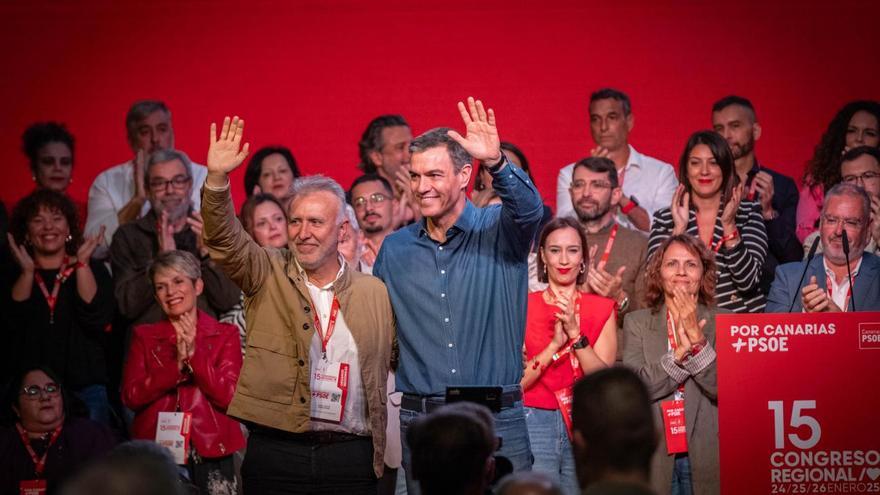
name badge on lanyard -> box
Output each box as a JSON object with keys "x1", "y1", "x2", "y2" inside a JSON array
[
  {"x1": 155, "y1": 411, "x2": 192, "y2": 465},
  {"x1": 663, "y1": 311, "x2": 688, "y2": 454},
  {"x1": 19, "y1": 480, "x2": 47, "y2": 495},
  {"x1": 16, "y1": 423, "x2": 62, "y2": 495},
  {"x1": 311, "y1": 361, "x2": 350, "y2": 423}
]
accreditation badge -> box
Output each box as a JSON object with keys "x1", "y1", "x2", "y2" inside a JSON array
[
  {"x1": 19, "y1": 480, "x2": 47, "y2": 495},
  {"x1": 155, "y1": 411, "x2": 192, "y2": 465},
  {"x1": 661, "y1": 399, "x2": 688, "y2": 454},
  {"x1": 310, "y1": 361, "x2": 349, "y2": 424},
  {"x1": 553, "y1": 386, "x2": 575, "y2": 439}
]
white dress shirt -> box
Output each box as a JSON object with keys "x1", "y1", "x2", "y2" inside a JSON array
[
  {"x1": 85, "y1": 159, "x2": 208, "y2": 249},
  {"x1": 302, "y1": 259, "x2": 370, "y2": 435},
  {"x1": 555, "y1": 145, "x2": 678, "y2": 231}
]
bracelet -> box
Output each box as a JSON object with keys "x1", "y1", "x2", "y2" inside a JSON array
[
  {"x1": 620, "y1": 199, "x2": 637, "y2": 215},
  {"x1": 73, "y1": 261, "x2": 87, "y2": 270}
]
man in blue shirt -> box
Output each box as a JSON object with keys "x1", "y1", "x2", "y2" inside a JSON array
[{"x1": 374, "y1": 97, "x2": 544, "y2": 491}]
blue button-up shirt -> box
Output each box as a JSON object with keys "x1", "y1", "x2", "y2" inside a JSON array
[{"x1": 373, "y1": 160, "x2": 544, "y2": 395}]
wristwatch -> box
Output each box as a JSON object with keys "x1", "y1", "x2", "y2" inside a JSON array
[
  {"x1": 571, "y1": 335, "x2": 590, "y2": 350},
  {"x1": 621, "y1": 195, "x2": 639, "y2": 215}
]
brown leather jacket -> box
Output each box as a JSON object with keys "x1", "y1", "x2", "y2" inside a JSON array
[{"x1": 201, "y1": 184, "x2": 394, "y2": 477}]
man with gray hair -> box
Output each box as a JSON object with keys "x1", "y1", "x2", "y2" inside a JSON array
[
  {"x1": 110, "y1": 148, "x2": 239, "y2": 329},
  {"x1": 85, "y1": 100, "x2": 209, "y2": 251},
  {"x1": 767, "y1": 183, "x2": 880, "y2": 312},
  {"x1": 200, "y1": 117, "x2": 394, "y2": 494}
]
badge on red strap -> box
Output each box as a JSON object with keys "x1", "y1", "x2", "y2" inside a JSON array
[
  {"x1": 19, "y1": 479, "x2": 47, "y2": 495},
  {"x1": 661, "y1": 399, "x2": 688, "y2": 454}
]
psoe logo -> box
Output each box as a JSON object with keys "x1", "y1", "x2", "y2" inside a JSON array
[{"x1": 859, "y1": 323, "x2": 880, "y2": 350}]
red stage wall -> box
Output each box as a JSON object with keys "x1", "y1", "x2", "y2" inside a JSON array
[{"x1": 2, "y1": 0, "x2": 878, "y2": 212}]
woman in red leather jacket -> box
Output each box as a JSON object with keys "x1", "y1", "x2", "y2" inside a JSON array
[{"x1": 122, "y1": 250, "x2": 244, "y2": 495}]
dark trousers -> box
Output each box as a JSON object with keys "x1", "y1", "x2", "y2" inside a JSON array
[{"x1": 241, "y1": 429, "x2": 376, "y2": 495}]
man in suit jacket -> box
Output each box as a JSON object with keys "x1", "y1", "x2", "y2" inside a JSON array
[{"x1": 767, "y1": 183, "x2": 880, "y2": 312}]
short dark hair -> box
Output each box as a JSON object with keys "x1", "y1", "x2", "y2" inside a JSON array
[
  {"x1": 243, "y1": 146, "x2": 301, "y2": 198},
  {"x1": 711, "y1": 95, "x2": 757, "y2": 122},
  {"x1": 476, "y1": 142, "x2": 535, "y2": 192},
  {"x1": 678, "y1": 130, "x2": 739, "y2": 205},
  {"x1": 22, "y1": 122, "x2": 75, "y2": 174},
  {"x1": 2, "y1": 365, "x2": 80, "y2": 427},
  {"x1": 536, "y1": 217, "x2": 590, "y2": 285},
  {"x1": 10, "y1": 189, "x2": 82, "y2": 256},
  {"x1": 410, "y1": 127, "x2": 472, "y2": 173},
  {"x1": 572, "y1": 156, "x2": 619, "y2": 188},
  {"x1": 63, "y1": 440, "x2": 188, "y2": 495},
  {"x1": 240, "y1": 193, "x2": 287, "y2": 238},
  {"x1": 590, "y1": 88, "x2": 632, "y2": 116},
  {"x1": 842, "y1": 145, "x2": 880, "y2": 167},
  {"x1": 572, "y1": 367, "x2": 657, "y2": 483},
  {"x1": 358, "y1": 115, "x2": 409, "y2": 173},
  {"x1": 408, "y1": 402, "x2": 496, "y2": 495},
  {"x1": 348, "y1": 173, "x2": 394, "y2": 204},
  {"x1": 125, "y1": 100, "x2": 170, "y2": 148}
]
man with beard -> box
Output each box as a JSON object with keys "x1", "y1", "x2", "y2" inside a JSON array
[
  {"x1": 358, "y1": 115, "x2": 418, "y2": 228},
  {"x1": 767, "y1": 183, "x2": 880, "y2": 312},
  {"x1": 111, "y1": 149, "x2": 239, "y2": 328},
  {"x1": 556, "y1": 88, "x2": 678, "y2": 232},
  {"x1": 349, "y1": 173, "x2": 399, "y2": 274},
  {"x1": 86, "y1": 100, "x2": 209, "y2": 252},
  {"x1": 712, "y1": 96, "x2": 802, "y2": 292},
  {"x1": 569, "y1": 156, "x2": 647, "y2": 359}
]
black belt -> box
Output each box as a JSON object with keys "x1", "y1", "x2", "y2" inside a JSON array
[
  {"x1": 401, "y1": 388, "x2": 522, "y2": 414},
  {"x1": 248, "y1": 424, "x2": 367, "y2": 444}
]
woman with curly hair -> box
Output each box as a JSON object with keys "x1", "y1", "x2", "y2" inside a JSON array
[
  {"x1": 4, "y1": 190, "x2": 113, "y2": 424},
  {"x1": 623, "y1": 233, "x2": 725, "y2": 495},
  {"x1": 21, "y1": 122, "x2": 87, "y2": 228},
  {"x1": 797, "y1": 100, "x2": 880, "y2": 242}
]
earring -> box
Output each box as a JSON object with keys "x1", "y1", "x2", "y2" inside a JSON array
[
  {"x1": 65, "y1": 235, "x2": 72, "y2": 243},
  {"x1": 543, "y1": 265, "x2": 547, "y2": 276},
  {"x1": 579, "y1": 262, "x2": 586, "y2": 274}
]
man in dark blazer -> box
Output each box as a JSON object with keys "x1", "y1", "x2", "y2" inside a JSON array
[{"x1": 767, "y1": 183, "x2": 880, "y2": 312}]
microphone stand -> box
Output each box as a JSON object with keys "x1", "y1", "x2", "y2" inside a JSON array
[{"x1": 841, "y1": 230, "x2": 857, "y2": 312}]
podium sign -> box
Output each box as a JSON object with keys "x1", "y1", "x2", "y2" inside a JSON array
[{"x1": 716, "y1": 312, "x2": 880, "y2": 494}]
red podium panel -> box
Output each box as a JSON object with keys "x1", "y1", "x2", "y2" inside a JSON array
[{"x1": 716, "y1": 312, "x2": 880, "y2": 494}]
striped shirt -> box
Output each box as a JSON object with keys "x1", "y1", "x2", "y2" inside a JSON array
[{"x1": 648, "y1": 201, "x2": 768, "y2": 313}]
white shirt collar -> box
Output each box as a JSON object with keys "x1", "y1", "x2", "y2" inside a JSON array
[{"x1": 297, "y1": 254, "x2": 346, "y2": 291}]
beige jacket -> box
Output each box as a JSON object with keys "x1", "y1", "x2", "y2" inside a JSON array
[{"x1": 201, "y1": 184, "x2": 394, "y2": 477}]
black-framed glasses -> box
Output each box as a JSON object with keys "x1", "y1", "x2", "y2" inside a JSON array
[
  {"x1": 842, "y1": 171, "x2": 880, "y2": 184},
  {"x1": 149, "y1": 175, "x2": 191, "y2": 191},
  {"x1": 352, "y1": 193, "x2": 389, "y2": 210},
  {"x1": 20, "y1": 383, "x2": 61, "y2": 399}
]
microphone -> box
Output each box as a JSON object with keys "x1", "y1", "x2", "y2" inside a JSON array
[
  {"x1": 789, "y1": 236, "x2": 821, "y2": 312},
  {"x1": 841, "y1": 229, "x2": 857, "y2": 312}
]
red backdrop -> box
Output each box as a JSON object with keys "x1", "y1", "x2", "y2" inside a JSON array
[{"x1": 2, "y1": 0, "x2": 879, "y2": 212}]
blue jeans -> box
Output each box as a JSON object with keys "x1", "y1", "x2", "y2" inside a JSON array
[
  {"x1": 399, "y1": 394, "x2": 533, "y2": 495},
  {"x1": 672, "y1": 454, "x2": 693, "y2": 495},
  {"x1": 72, "y1": 384, "x2": 111, "y2": 426},
  {"x1": 524, "y1": 406, "x2": 579, "y2": 495}
]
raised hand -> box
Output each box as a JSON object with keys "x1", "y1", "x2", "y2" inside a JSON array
[
  {"x1": 186, "y1": 211, "x2": 209, "y2": 257},
  {"x1": 7, "y1": 233, "x2": 35, "y2": 273},
  {"x1": 76, "y1": 225, "x2": 105, "y2": 263},
  {"x1": 133, "y1": 149, "x2": 147, "y2": 199},
  {"x1": 672, "y1": 286, "x2": 703, "y2": 343},
  {"x1": 447, "y1": 97, "x2": 502, "y2": 164},
  {"x1": 671, "y1": 185, "x2": 690, "y2": 235},
  {"x1": 587, "y1": 264, "x2": 626, "y2": 300},
  {"x1": 554, "y1": 292, "x2": 581, "y2": 340},
  {"x1": 207, "y1": 116, "x2": 250, "y2": 181},
  {"x1": 749, "y1": 171, "x2": 776, "y2": 220},
  {"x1": 869, "y1": 196, "x2": 880, "y2": 246},
  {"x1": 157, "y1": 211, "x2": 176, "y2": 253},
  {"x1": 721, "y1": 183, "x2": 744, "y2": 231},
  {"x1": 551, "y1": 320, "x2": 568, "y2": 350},
  {"x1": 360, "y1": 233, "x2": 379, "y2": 266},
  {"x1": 590, "y1": 146, "x2": 611, "y2": 159}
]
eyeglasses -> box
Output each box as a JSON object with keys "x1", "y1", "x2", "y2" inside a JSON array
[
  {"x1": 570, "y1": 180, "x2": 612, "y2": 192},
  {"x1": 841, "y1": 171, "x2": 880, "y2": 184},
  {"x1": 149, "y1": 175, "x2": 191, "y2": 191},
  {"x1": 20, "y1": 383, "x2": 61, "y2": 400},
  {"x1": 352, "y1": 193, "x2": 389, "y2": 210},
  {"x1": 821, "y1": 214, "x2": 864, "y2": 229}
]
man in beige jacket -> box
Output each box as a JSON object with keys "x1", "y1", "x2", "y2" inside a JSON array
[{"x1": 201, "y1": 116, "x2": 394, "y2": 494}]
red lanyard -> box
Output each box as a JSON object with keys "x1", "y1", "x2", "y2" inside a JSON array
[
  {"x1": 665, "y1": 311, "x2": 686, "y2": 395},
  {"x1": 33, "y1": 256, "x2": 75, "y2": 325},
  {"x1": 826, "y1": 275, "x2": 853, "y2": 312},
  {"x1": 16, "y1": 423, "x2": 62, "y2": 477},
  {"x1": 313, "y1": 295, "x2": 340, "y2": 359},
  {"x1": 598, "y1": 224, "x2": 619, "y2": 266}
]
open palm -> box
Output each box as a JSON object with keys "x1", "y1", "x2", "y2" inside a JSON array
[
  {"x1": 207, "y1": 116, "x2": 250, "y2": 175},
  {"x1": 448, "y1": 97, "x2": 502, "y2": 163}
]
